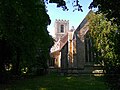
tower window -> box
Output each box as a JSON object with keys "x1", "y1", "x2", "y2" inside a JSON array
[{"x1": 60, "y1": 25, "x2": 64, "y2": 33}]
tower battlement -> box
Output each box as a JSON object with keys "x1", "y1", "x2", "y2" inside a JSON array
[{"x1": 55, "y1": 19, "x2": 69, "y2": 23}]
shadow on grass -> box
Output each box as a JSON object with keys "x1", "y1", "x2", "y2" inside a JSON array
[{"x1": 0, "y1": 73, "x2": 108, "y2": 90}]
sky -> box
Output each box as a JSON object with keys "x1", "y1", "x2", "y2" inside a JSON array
[{"x1": 46, "y1": 0, "x2": 93, "y2": 37}]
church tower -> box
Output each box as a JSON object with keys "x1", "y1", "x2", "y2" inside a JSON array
[{"x1": 54, "y1": 19, "x2": 69, "y2": 41}]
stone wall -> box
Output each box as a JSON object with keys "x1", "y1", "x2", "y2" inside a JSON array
[{"x1": 61, "y1": 42, "x2": 68, "y2": 69}]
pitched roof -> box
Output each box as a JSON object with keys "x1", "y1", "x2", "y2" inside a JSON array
[
  {"x1": 75, "y1": 10, "x2": 93, "y2": 33},
  {"x1": 50, "y1": 33, "x2": 68, "y2": 57}
]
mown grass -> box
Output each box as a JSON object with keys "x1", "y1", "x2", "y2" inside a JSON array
[{"x1": 0, "y1": 74, "x2": 108, "y2": 90}]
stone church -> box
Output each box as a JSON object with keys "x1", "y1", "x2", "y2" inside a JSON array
[{"x1": 50, "y1": 11, "x2": 96, "y2": 74}]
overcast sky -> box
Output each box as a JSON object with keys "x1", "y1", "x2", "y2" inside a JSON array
[{"x1": 46, "y1": 0, "x2": 93, "y2": 37}]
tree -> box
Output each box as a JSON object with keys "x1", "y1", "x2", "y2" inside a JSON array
[
  {"x1": 89, "y1": 0, "x2": 120, "y2": 25},
  {"x1": 0, "y1": 0, "x2": 54, "y2": 80},
  {"x1": 88, "y1": 12, "x2": 120, "y2": 90},
  {"x1": 87, "y1": 1, "x2": 120, "y2": 89}
]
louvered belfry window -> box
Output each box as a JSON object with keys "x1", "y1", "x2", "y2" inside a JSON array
[{"x1": 60, "y1": 25, "x2": 64, "y2": 33}]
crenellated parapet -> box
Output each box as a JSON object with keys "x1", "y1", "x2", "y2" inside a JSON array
[{"x1": 55, "y1": 19, "x2": 69, "y2": 23}]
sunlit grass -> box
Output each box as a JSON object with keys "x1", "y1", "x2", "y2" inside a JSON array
[{"x1": 0, "y1": 73, "x2": 108, "y2": 90}]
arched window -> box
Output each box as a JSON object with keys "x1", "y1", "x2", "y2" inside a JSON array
[{"x1": 60, "y1": 25, "x2": 64, "y2": 33}]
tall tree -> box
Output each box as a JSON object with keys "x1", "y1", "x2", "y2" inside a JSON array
[
  {"x1": 0, "y1": 0, "x2": 53, "y2": 78},
  {"x1": 88, "y1": 12, "x2": 120, "y2": 90}
]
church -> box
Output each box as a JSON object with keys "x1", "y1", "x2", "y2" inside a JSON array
[{"x1": 49, "y1": 10, "x2": 98, "y2": 74}]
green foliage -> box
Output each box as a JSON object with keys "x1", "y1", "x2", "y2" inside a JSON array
[
  {"x1": 88, "y1": 12, "x2": 120, "y2": 89},
  {"x1": 89, "y1": 5, "x2": 120, "y2": 89},
  {"x1": 0, "y1": 0, "x2": 54, "y2": 79},
  {"x1": 88, "y1": 13, "x2": 116, "y2": 62},
  {"x1": 89, "y1": 0, "x2": 120, "y2": 25}
]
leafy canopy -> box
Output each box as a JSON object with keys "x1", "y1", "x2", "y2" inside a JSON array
[{"x1": 0, "y1": 0, "x2": 54, "y2": 76}]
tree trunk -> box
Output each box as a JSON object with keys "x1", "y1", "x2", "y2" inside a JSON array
[{"x1": 14, "y1": 48, "x2": 21, "y2": 76}]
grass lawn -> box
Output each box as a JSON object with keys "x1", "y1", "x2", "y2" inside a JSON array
[{"x1": 0, "y1": 74, "x2": 108, "y2": 90}]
